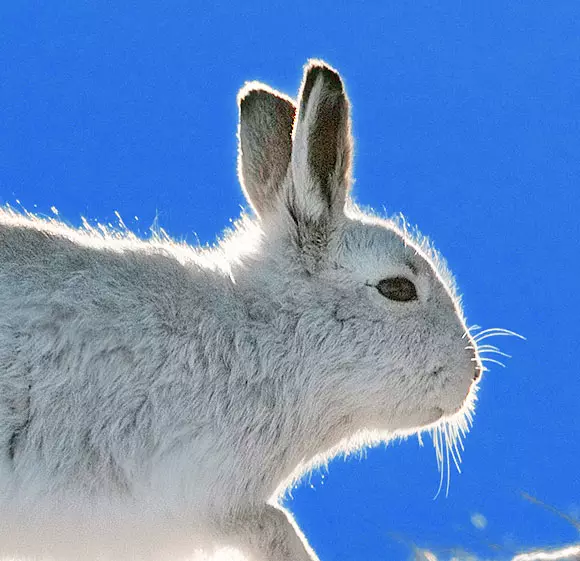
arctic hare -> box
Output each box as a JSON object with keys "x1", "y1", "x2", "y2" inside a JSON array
[{"x1": 0, "y1": 60, "x2": 482, "y2": 561}]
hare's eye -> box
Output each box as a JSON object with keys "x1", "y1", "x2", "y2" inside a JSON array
[{"x1": 376, "y1": 277, "x2": 418, "y2": 302}]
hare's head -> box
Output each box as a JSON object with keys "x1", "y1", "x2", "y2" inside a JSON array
[{"x1": 236, "y1": 60, "x2": 482, "y2": 448}]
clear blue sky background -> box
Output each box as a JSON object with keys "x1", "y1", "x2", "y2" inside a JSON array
[{"x1": 1, "y1": 2, "x2": 579, "y2": 560}]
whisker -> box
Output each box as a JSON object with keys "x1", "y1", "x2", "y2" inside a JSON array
[
  {"x1": 455, "y1": 427, "x2": 465, "y2": 454},
  {"x1": 474, "y1": 332, "x2": 524, "y2": 343},
  {"x1": 454, "y1": 435, "x2": 463, "y2": 467},
  {"x1": 462, "y1": 325, "x2": 482, "y2": 339},
  {"x1": 475, "y1": 327, "x2": 522, "y2": 336},
  {"x1": 480, "y1": 357, "x2": 506, "y2": 368},
  {"x1": 446, "y1": 425, "x2": 462, "y2": 474},
  {"x1": 478, "y1": 349, "x2": 512, "y2": 359},
  {"x1": 432, "y1": 427, "x2": 440, "y2": 469},
  {"x1": 445, "y1": 427, "x2": 451, "y2": 497},
  {"x1": 430, "y1": 384, "x2": 477, "y2": 499},
  {"x1": 477, "y1": 344, "x2": 499, "y2": 351},
  {"x1": 474, "y1": 327, "x2": 526, "y2": 342},
  {"x1": 433, "y1": 427, "x2": 445, "y2": 500},
  {"x1": 469, "y1": 343, "x2": 511, "y2": 358}
]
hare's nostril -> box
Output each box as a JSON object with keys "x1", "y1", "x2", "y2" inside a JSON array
[
  {"x1": 473, "y1": 363, "x2": 483, "y2": 381},
  {"x1": 432, "y1": 366, "x2": 444, "y2": 377}
]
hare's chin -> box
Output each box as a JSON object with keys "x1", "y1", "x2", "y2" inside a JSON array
[
  {"x1": 399, "y1": 407, "x2": 445, "y2": 431},
  {"x1": 426, "y1": 407, "x2": 446, "y2": 425}
]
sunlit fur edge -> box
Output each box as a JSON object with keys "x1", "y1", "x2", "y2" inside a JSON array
[{"x1": 0, "y1": 203, "x2": 477, "y2": 498}]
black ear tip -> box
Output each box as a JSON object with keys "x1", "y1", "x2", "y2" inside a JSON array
[
  {"x1": 238, "y1": 83, "x2": 296, "y2": 118},
  {"x1": 301, "y1": 60, "x2": 344, "y2": 109},
  {"x1": 238, "y1": 85, "x2": 267, "y2": 114},
  {"x1": 306, "y1": 60, "x2": 343, "y2": 91}
]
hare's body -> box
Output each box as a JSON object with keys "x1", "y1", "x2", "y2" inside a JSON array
[
  {"x1": 0, "y1": 213, "x2": 313, "y2": 560},
  {"x1": 0, "y1": 61, "x2": 482, "y2": 561}
]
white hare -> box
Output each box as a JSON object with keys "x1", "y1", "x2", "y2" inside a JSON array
[{"x1": 0, "y1": 60, "x2": 482, "y2": 561}]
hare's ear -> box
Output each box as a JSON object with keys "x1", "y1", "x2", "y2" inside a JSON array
[
  {"x1": 238, "y1": 83, "x2": 296, "y2": 218},
  {"x1": 288, "y1": 60, "x2": 353, "y2": 226}
]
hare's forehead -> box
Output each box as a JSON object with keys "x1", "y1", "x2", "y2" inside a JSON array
[
  {"x1": 337, "y1": 221, "x2": 426, "y2": 270},
  {"x1": 336, "y1": 216, "x2": 459, "y2": 300}
]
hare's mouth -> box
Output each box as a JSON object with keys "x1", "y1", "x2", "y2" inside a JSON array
[
  {"x1": 404, "y1": 407, "x2": 445, "y2": 430},
  {"x1": 429, "y1": 407, "x2": 445, "y2": 424}
]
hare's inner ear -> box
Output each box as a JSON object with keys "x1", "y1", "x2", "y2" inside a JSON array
[
  {"x1": 289, "y1": 60, "x2": 353, "y2": 226},
  {"x1": 238, "y1": 84, "x2": 296, "y2": 219}
]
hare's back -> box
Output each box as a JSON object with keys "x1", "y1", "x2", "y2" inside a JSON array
[{"x1": 0, "y1": 216, "x2": 209, "y2": 496}]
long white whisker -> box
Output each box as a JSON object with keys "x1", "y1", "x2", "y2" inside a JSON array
[
  {"x1": 454, "y1": 427, "x2": 465, "y2": 456},
  {"x1": 433, "y1": 427, "x2": 444, "y2": 500},
  {"x1": 446, "y1": 425, "x2": 461, "y2": 475},
  {"x1": 474, "y1": 332, "x2": 524, "y2": 343},
  {"x1": 430, "y1": 378, "x2": 477, "y2": 499},
  {"x1": 477, "y1": 344, "x2": 499, "y2": 351},
  {"x1": 478, "y1": 349, "x2": 512, "y2": 358},
  {"x1": 474, "y1": 328, "x2": 526, "y2": 342},
  {"x1": 445, "y1": 426, "x2": 451, "y2": 497},
  {"x1": 463, "y1": 325, "x2": 482, "y2": 339},
  {"x1": 475, "y1": 327, "x2": 522, "y2": 336},
  {"x1": 480, "y1": 357, "x2": 507, "y2": 368},
  {"x1": 477, "y1": 342, "x2": 512, "y2": 359},
  {"x1": 454, "y1": 431, "x2": 463, "y2": 468},
  {"x1": 432, "y1": 427, "x2": 441, "y2": 471}
]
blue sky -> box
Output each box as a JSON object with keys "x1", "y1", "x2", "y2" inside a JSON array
[{"x1": 1, "y1": 2, "x2": 579, "y2": 560}]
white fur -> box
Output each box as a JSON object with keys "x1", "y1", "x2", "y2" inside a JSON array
[{"x1": 0, "y1": 60, "x2": 482, "y2": 561}]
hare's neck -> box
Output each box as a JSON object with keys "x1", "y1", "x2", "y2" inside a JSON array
[
  {"x1": 213, "y1": 263, "x2": 360, "y2": 500},
  {"x1": 267, "y1": 370, "x2": 360, "y2": 495}
]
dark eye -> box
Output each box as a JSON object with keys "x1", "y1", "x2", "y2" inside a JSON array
[{"x1": 376, "y1": 277, "x2": 418, "y2": 302}]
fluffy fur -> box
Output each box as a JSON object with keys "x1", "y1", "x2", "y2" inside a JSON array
[{"x1": 0, "y1": 60, "x2": 482, "y2": 561}]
